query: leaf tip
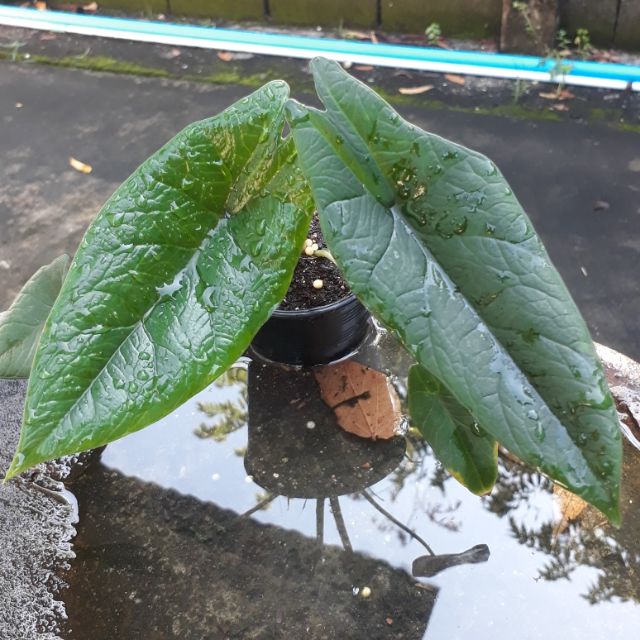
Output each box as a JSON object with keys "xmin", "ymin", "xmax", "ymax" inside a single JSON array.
[{"xmin": 284, "ymin": 99, "xmax": 310, "ymax": 127}]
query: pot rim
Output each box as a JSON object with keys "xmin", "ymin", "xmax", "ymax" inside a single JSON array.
[{"xmin": 271, "ymin": 291, "xmax": 360, "ymax": 319}]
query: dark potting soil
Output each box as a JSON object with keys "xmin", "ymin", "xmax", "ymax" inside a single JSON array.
[{"xmin": 279, "ymin": 216, "xmax": 350, "ymax": 311}]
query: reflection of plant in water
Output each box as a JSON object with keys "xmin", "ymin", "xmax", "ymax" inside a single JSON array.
[
  {"xmin": 194, "ymin": 367, "xmax": 248, "ymax": 446},
  {"xmin": 486, "ymin": 457, "xmax": 640, "ymax": 605},
  {"xmin": 383, "ymin": 431, "xmax": 462, "ymax": 532},
  {"xmin": 509, "ymin": 516, "xmax": 639, "ymax": 604}
]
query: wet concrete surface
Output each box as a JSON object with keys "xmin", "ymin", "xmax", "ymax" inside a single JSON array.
[
  {"xmin": 0, "ymin": 379, "xmax": 76, "ymax": 640},
  {"xmin": 0, "ymin": 31, "xmax": 639, "ymax": 362}
]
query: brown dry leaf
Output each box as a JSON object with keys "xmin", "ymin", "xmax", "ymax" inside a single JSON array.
[
  {"xmin": 314, "ymin": 360, "xmax": 401, "ymax": 440},
  {"xmin": 35, "ymin": 1, "xmax": 47, "ymax": 10},
  {"xmin": 69, "ymin": 157, "xmax": 92, "ymax": 174},
  {"xmin": 82, "ymin": 1, "xmax": 98, "ymax": 11},
  {"xmin": 445, "ymin": 74, "xmax": 465, "ymax": 85},
  {"xmin": 370, "ymin": 31, "xmax": 379, "ymax": 44},
  {"xmin": 354, "ymin": 65, "xmax": 374, "ymax": 71},
  {"xmin": 551, "ymin": 103, "xmax": 570, "ymax": 112},
  {"xmin": 398, "ymin": 84, "xmax": 434, "ymax": 95},
  {"xmin": 540, "ymin": 89, "xmax": 575, "ymax": 101},
  {"xmin": 552, "ymin": 484, "xmax": 588, "ymax": 536},
  {"xmin": 217, "ymin": 51, "xmax": 233, "ymax": 62},
  {"xmin": 342, "ymin": 30, "xmax": 371, "ymax": 40}
]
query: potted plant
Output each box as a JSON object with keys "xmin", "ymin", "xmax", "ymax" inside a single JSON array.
[{"xmin": 0, "ymin": 59, "xmax": 622, "ymax": 525}]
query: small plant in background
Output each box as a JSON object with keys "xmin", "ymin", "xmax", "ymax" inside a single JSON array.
[
  {"xmin": 0, "ymin": 59, "xmax": 622, "ymax": 524},
  {"xmin": 574, "ymin": 28, "xmax": 593, "ymax": 59},
  {"xmin": 548, "ymin": 29, "xmax": 574, "ymax": 95},
  {"xmin": 424, "ymin": 22, "xmax": 442, "ymax": 46}
]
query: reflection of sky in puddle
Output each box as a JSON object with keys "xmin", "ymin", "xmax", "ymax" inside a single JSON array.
[{"xmin": 98, "ymin": 353, "xmax": 640, "ymax": 640}]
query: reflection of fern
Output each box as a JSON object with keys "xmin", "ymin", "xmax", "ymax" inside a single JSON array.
[
  {"xmin": 485, "ymin": 458, "xmax": 550, "ymax": 517},
  {"xmin": 194, "ymin": 367, "xmax": 248, "ymax": 444},
  {"xmin": 503, "ymin": 474, "xmax": 640, "ymax": 605}
]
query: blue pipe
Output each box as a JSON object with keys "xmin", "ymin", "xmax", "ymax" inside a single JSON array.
[{"xmin": 1, "ymin": 5, "xmax": 639, "ymax": 86}]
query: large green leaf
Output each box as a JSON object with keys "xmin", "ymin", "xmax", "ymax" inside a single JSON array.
[
  {"xmin": 0, "ymin": 255, "xmax": 69, "ymax": 379},
  {"xmin": 7, "ymin": 82, "xmax": 314, "ymax": 478},
  {"xmin": 408, "ymin": 364, "xmax": 497, "ymax": 495},
  {"xmin": 287, "ymin": 58, "xmax": 621, "ymax": 522}
]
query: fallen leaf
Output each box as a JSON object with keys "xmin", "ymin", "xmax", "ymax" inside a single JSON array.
[
  {"xmin": 445, "ymin": 74, "xmax": 465, "ymax": 85},
  {"xmin": 550, "ymin": 103, "xmax": 570, "ymax": 112},
  {"xmin": 314, "ymin": 360, "xmax": 401, "ymax": 440},
  {"xmin": 398, "ymin": 84, "xmax": 434, "ymax": 95},
  {"xmin": 370, "ymin": 31, "xmax": 379, "ymax": 44},
  {"xmin": 82, "ymin": 1, "xmax": 98, "ymax": 11},
  {"xmin": 540, "ymin": 89, "xmax": 575, "ymax": 101},
  {"xmin": 354, "ymin": 65, "xmax": 374, "ymax": 71},
  {"xmin": 553, "ymin": 484, "xmax": 588, "ymax": 536},
  {"xmin": 342, "ymin": 30, "xmax": 370, "ymax": 40},
  {"xmin": 386, "ymin": 617, "xmax": 394, "ymax": 625},
  {"xmin": 35, "ymin": 1, "xmax": 47, "ymax": 10},
  {"xmin": 593, "ymin": 200, "xmax": 610, "ymax": 211},
  {"xmin": 69, "ymin": 157, "xmax": 92, "ymax": 174},
  {"xmin": 217, "ymin": 51, "xmax": 233, "ymax": 62}
]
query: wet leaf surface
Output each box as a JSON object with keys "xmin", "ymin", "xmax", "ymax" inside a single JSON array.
[
  {"xmin": 8, "ymin": 82, "xmax": 314, "ymax": 477},
  {"xmin": 0, "ymin": 255, "xmax": 69, "ymax": 379},
  {"xmin": 287, "ymin": 58, "xmax": 621, "ymax": 521},
  {"xmin": 408, "ymin": 365, "xmax": 497, "ymax": 495}
]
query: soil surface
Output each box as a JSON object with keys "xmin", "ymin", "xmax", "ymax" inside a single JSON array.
[{"xmin": 279, "ymin": 215, "xmax": 350, "ymax": 311}]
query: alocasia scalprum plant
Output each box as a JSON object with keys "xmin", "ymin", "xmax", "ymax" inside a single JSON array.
[{"xmin": 0, "ymin": 59, "xmax": 621, "ymax": 523}]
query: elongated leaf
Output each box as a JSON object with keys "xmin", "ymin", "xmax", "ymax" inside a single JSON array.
[
  {"xmin": 287, "ymin": 58, "xmax": 621, "ymax": 522},
  {"xmin": 0, "ymin": 255, "xmax": 69, "ymax": 378},
  {"xmin": 8, "ymin": 82, "xmax": 314, "ymax": 478},
  {"xmin": 408, "ymin": 364, "xmax": 497, "ymax": 495}
]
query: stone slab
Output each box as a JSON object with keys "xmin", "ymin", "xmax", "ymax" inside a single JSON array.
[
  {"xmin": 615, "ymin": 0, "xmax": 640, "ymax": 51},
  {"xmin": 269, "ymin": 0, "xmax": 377, "ymax": 28},
  {"xmin": 500, "ymin": 0, "xmax": 558, "ymax": 55},
  {"xmin": 95, "ymin": 0, "xmax": 168, "ymax": 14},
  {"xmin": 381, "ymin": 0, "xmax": 502, "ymax": 38},
  {"xmin": 169, "ymin": 0, "xmax": 265, "ymax": 21},
  {"xmin": 559, "ymin": 0, "xmax": 617, "ymax": 45}
]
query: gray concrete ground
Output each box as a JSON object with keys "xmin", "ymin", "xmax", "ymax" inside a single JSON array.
[
  {"xmin": 0, "ymin": 379, "xmax": 76, "ymax": 640},
  {"xmin": 0, "ymin": 27, "xmax": 639, "ymax": 362}
]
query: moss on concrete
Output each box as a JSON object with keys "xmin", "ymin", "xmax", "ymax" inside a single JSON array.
[
  {"xmin": 0, "ymin": 52, "xmax": 170, "ymax": 77},
  {"xmin": 1, "ymin": 52, "xmax": 636, "ymax": 134}
]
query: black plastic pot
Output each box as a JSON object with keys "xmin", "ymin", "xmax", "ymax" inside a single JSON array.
[{"xmin": 250, "ymin": 293, "xmax": 370, "ymax": 366}]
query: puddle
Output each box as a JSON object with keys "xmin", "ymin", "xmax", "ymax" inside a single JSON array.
[{"xmin": 59, "ymin": 329, "xmax": 640, "ymax": 639}]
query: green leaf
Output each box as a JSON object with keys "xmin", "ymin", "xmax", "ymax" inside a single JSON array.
[
  {"xmin": 287, "ymin": 58, "xmax": 621, "ymax": 522},
  {"xmin": 7, "ymin": 82, "xmax": 314, "ymax": 478},
  {"xmin": 408, "ymin": 364, "xmax": 497, "ymax": 495},
  {"xmin": 0, "ymin": 255, "xmax": 70, "ymax": 379}
]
